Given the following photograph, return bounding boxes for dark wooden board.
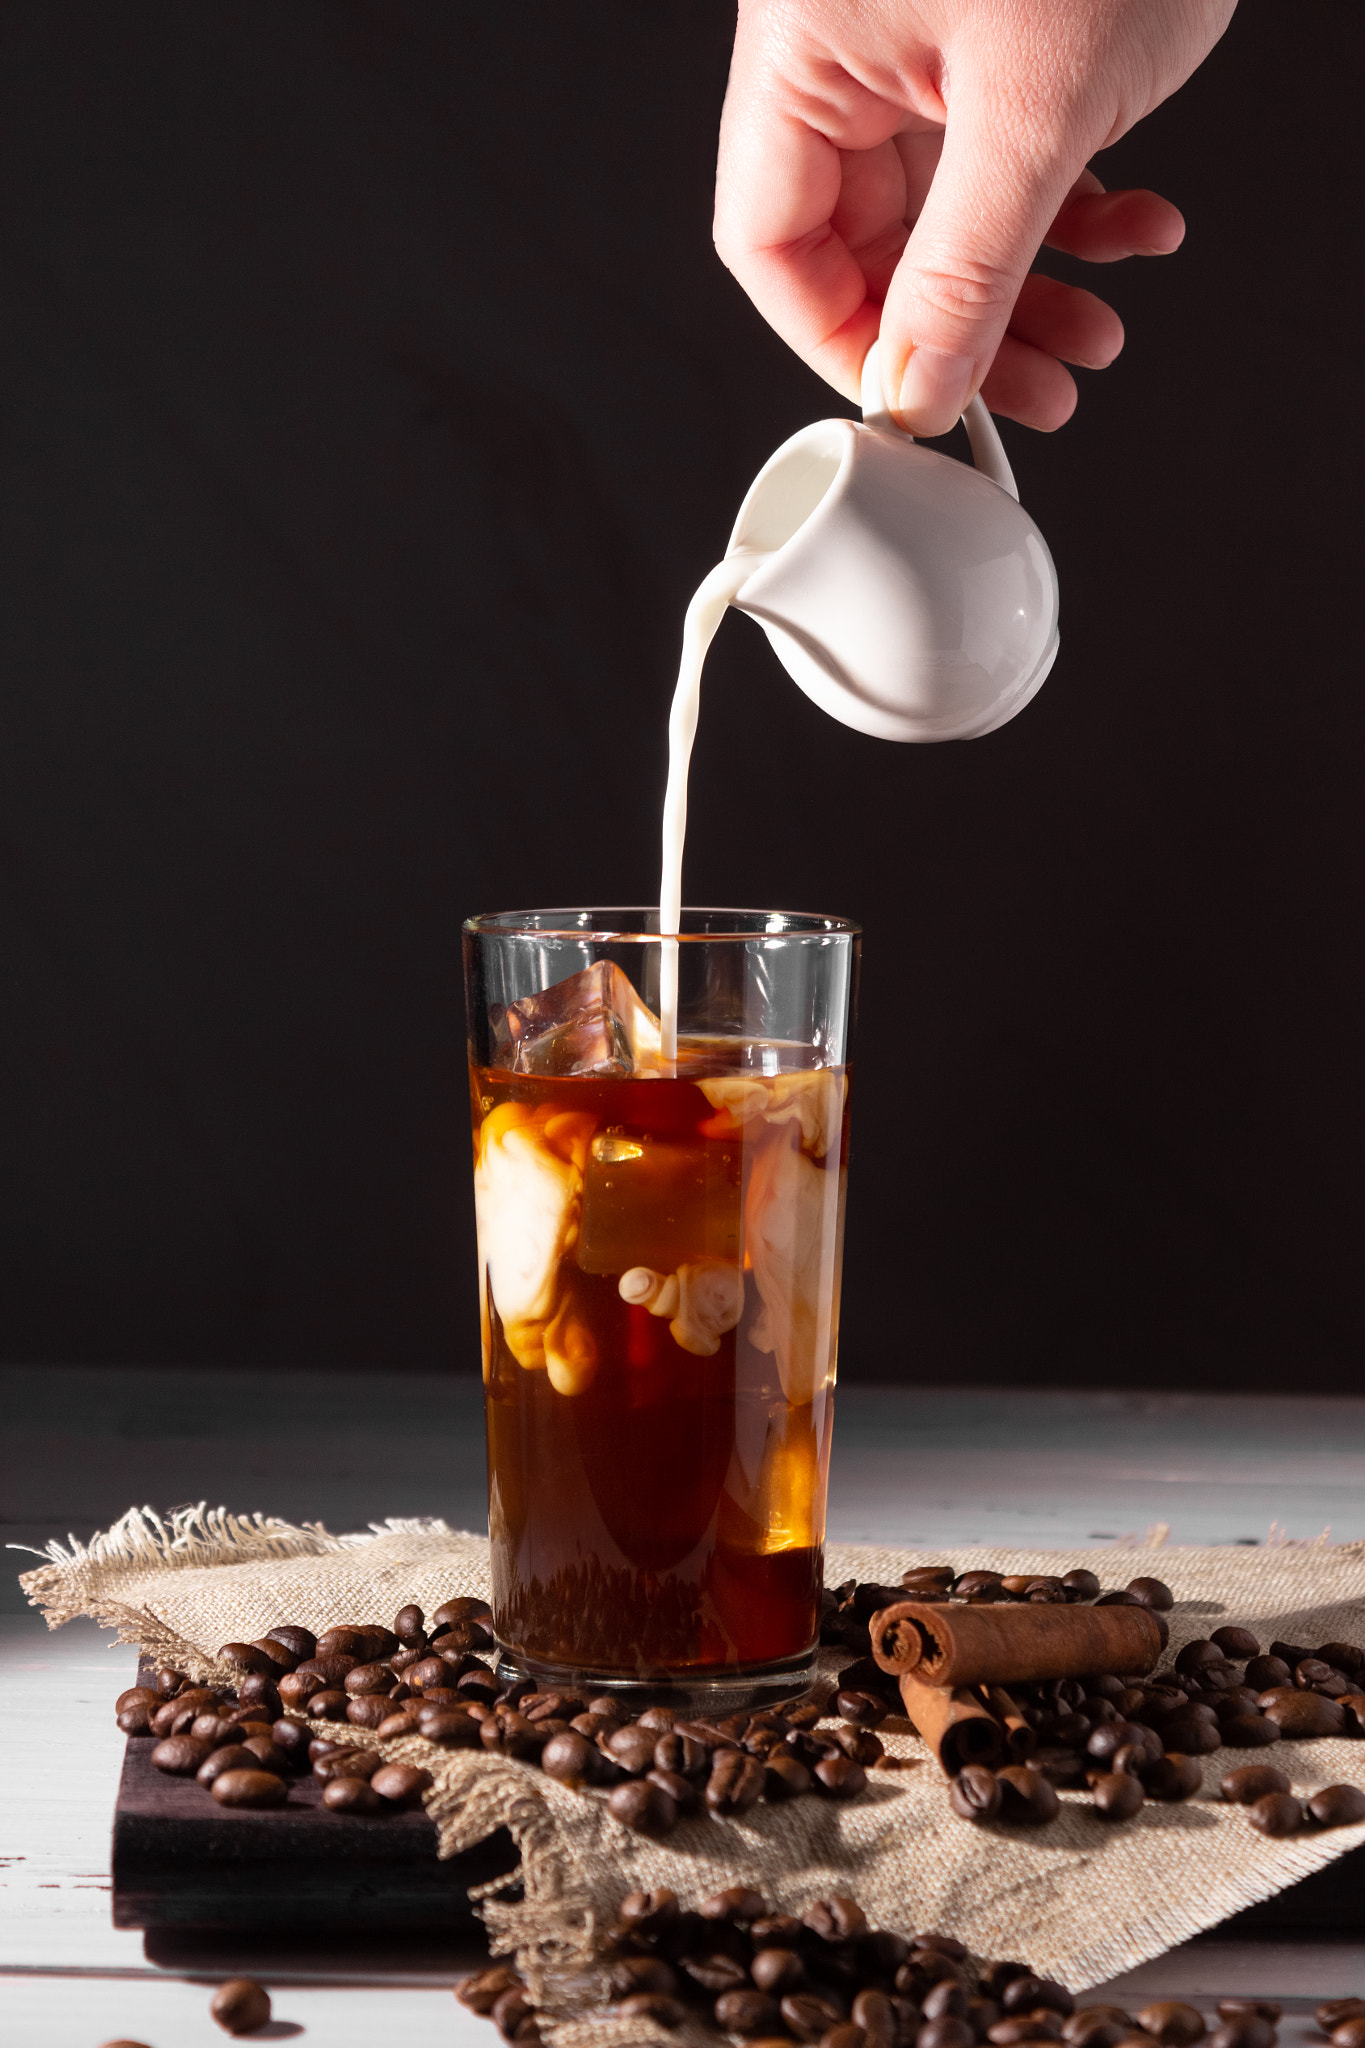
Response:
[112,1695,518,1932]
[112,1678,1365,1938]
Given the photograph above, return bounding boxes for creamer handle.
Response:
[860,341,1020,503]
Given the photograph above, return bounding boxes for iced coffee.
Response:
[465,913,856,1698]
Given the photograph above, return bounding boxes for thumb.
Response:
[880,81,1085,435]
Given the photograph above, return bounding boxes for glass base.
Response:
[493,1643,821,1716]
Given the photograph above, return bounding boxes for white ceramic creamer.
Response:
[658,343,1060,1052]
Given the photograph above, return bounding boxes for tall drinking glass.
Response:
[463,908,858,1706]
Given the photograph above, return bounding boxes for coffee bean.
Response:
[1320,1641,1365,1675]
[815,1754,867,1799]
[921,1983,969,2022]
[304,1688,350,1722]
[684,1953,752,1994]
[196,1744,259,1786]
[538,1730,597,1787]
[1057,1569,1100,1599]
[604,1723,657,1774]
[1091,1772,1144,1820]
[1318,2003,1365,2032]
[1157,1712,1222,1755]
[1208,1626,1258,1660]
[988,2022,1062,2045]
[189,1713,239,1747]
[1124,1577,1173,1611]
[751,1948,807,1995]
[343,1660,396,1696]
[916,2023,974,2048]
[1220,1762,1290,1805]
[1033,1747,1088,1787]
[1219,1714,1278,1748]
[716,1990,784,2035]
[1218,2003,1279,2027]
[1246,1790,1302,1836]
[277,1670,325,1709]
[652,1731,708,1778]
[949,1764,1001,1822]
[706,1748,765,1815]
[1333,2024,1365,2048]
[1061,2019,1125,2048]
[804,1896,868,1941]
[783,1993,849,2041]
[1005,1979,1072,2017]
[1206,2022,1274,2048]
[295,1653,359,1687]
[312,1747,381,1780]
[821,2028,870,2048]
[1174,1640,1222,1677]
[608,1777,677,1836]
[837,1690,889,1728]
[849,1990,898,2046]
[615,1886,678,1932]
[491,1988,535,2040]
[900,1566,955,1593]
[1308,1783,1365,1827]
[376,1703,419,1736]
[371,1762,432,1804]
[833,1726,884,1766]
[649,1767,698,1811]
[151,1734,214,1775]
[995,1766,1060,1825]
[321,1774,382,1813]
[614,1992,686,2028]
[1095,1590,1142,1607]
[953,1570,1004,1598]
[1243,1655,1291,1691]
[609,1955,679,1998]
[418,1709,481,1747]
[765,1754,812,1801]
[1262,1690,1345,1738]
[345,1696,393,1731]
[1142,1754,1202,1801]
[1136,2004,1206,2046]
[1339,1694,1365,1736]
[209,1977,272,2035]
[458,1965,523,2018]
[211,1767,286,1808]
[265,1718,308,1768]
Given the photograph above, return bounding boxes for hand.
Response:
[714,0,1235,433]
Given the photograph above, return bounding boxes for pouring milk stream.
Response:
[657,342,1061,1058]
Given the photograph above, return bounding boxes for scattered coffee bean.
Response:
[211,1768,287,1809]
[1332,2023,1365,2048]
[1246,1791,1302,1837]
[1307,1783,1365,1827]
[1124,1577,1173,1611]
[1261,1691,1344,1739]
[371,1762,432,1804]
[994,1766,1059,1825]
[815,1754,868,1798]
[1137,2004,1206,2046]
[1209,1627,1259,1660]
[949,1764,1001,1822]
[1091,1771,1144,1820]
[608,1776,677,1836]
[1318,2003,1365,2032]
[706,1747,765,1814]
[1206,2021,1274,2048]
[209,1976,272,2035]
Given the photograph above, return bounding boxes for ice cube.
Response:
[493,960,662,1077]
[578,1131,742,1273]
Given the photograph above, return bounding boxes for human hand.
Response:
[714,0,1235,433]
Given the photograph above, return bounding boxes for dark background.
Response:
[1,2,1360,1390]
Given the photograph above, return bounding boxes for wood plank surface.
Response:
[6,1363,1365,2039]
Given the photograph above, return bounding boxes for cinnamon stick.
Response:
[985,1684,1036,1763]
[870,1598,1162,1689]
[897,1672,1005,1775]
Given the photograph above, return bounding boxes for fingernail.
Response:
[895,347,976,434]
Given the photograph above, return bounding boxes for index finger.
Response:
[713,34,898,400]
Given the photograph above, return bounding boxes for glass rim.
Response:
[463,906,861,943]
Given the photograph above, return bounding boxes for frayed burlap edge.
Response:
[14,1512,1365,2029]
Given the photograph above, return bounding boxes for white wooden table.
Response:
[4,1365,1363,2045]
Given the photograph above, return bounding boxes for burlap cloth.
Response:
[18,1509,1365,2016]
